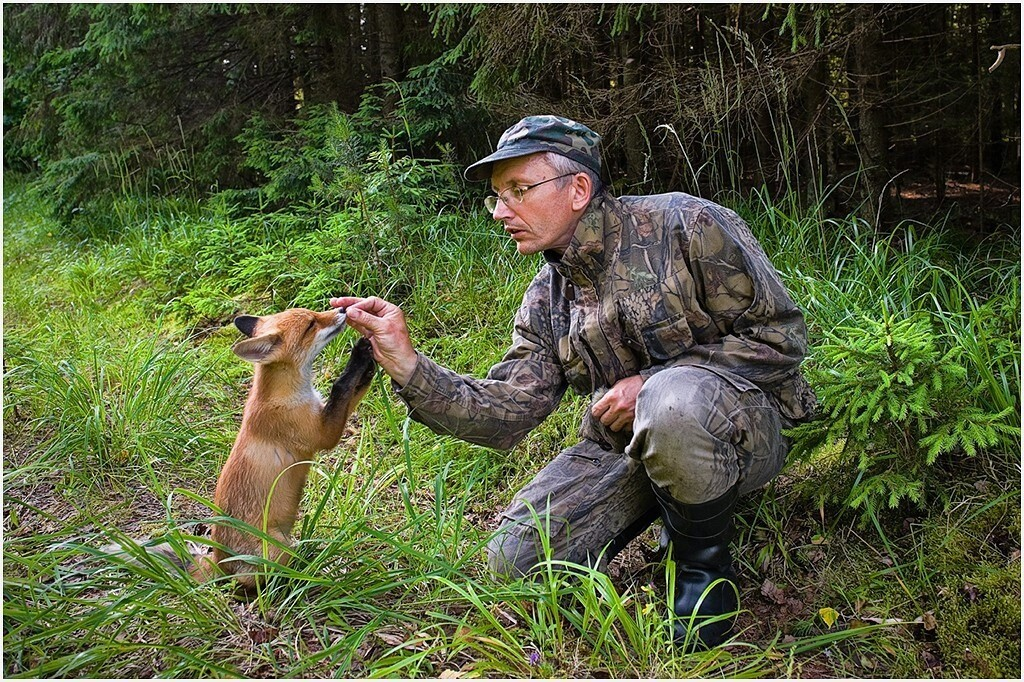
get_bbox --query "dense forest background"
[3,3,1021,231]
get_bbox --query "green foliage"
[352,58,489,160]
[935,568,1021,677]
[4,5,205,234]
[747,199,1020,517]
[788,309,1018,517]
[107,101,485,330]
[3,312,232,485]
[37,151,106,229]
[5,3,1021,232]
[233,100,467,213]
[765,4,832,51]
[234,103,363,209]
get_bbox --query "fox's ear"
[234,315,260,337]
[232,333,282,363]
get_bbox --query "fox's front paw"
[351,336,373,358]
[344,337,377,385]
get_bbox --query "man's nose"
[492,198,515,221]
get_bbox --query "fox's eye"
[304,319,316,335]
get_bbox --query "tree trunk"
[618,19,646,187]
[362,5,380,85]
[311,4,361,111]
[800,51,832,214]
[378,4,401,82]
[930,6,948,204]
[853,4,891,228]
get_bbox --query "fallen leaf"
[922,649,942,670]
[439,671,463,679]
[962,583,980,603]
[355,639,376,660]
[375,631,407,647]
[921,611,937,631]
[494,606,519,626]
[247,626,278,644]
[761,579,787,605]
[818,607,840,628]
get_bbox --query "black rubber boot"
[654,484,740,649]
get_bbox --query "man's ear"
[232,333,282,363]
[571,172,594,211]
[234,315,260,337]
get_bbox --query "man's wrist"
[388,352,420,389]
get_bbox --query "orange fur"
[196,308,376,590]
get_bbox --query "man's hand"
[330,296,418,387]
[591,374,644,432]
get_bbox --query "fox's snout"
[230,308,349,365]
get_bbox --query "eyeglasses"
[484,173,578,212]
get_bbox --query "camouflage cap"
[464,115,602,182]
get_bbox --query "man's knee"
[633,366,774,503]
[636,366,726,441]
[485,519,546,577]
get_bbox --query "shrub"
[787,308,1018,519]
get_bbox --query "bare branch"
[988,44,1020,73]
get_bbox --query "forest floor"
[895,176,1020,232]
[7,440,1010,679]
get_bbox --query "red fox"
[201,307,376,589]
[108,307,376,590]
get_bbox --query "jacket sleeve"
[394,271,568,450]
[639,205,808,390]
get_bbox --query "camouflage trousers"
[486,365,791,576]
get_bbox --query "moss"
[924,492,1021,678]
[934,568,1021,678]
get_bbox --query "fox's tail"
[98,538,220,582]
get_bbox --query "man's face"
[489,154,585,256]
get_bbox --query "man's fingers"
[604,411,633,432]
[330,296,363,309]
[331,296,392,316]
[345,307,385,333]
[349,296,392,315]
[593,393,635,430]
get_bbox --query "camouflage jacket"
[396,192,817,452]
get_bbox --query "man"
[332,115,816,648]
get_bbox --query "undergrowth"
[3,143,1019,679]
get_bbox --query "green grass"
[3,178,1019,678]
